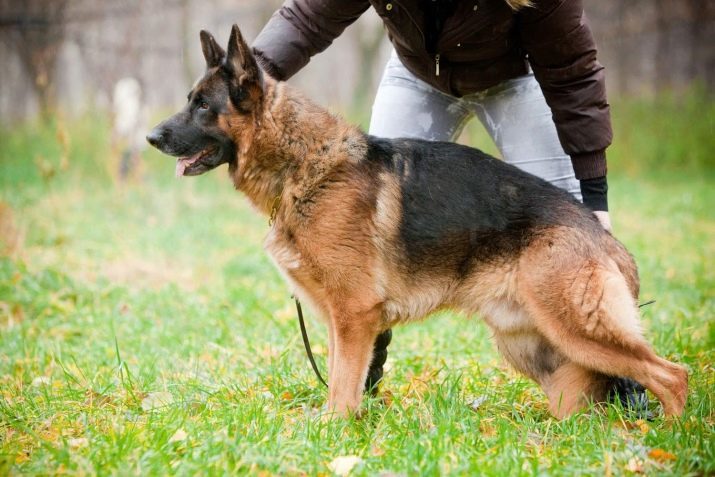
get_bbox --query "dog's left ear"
[225,24,260,85]
[200,30,225,69]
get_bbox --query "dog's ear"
[225,24,260,84]
[200,30,225,69]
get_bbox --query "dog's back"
[366,136,607,270]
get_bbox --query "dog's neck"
[231,79,366,217]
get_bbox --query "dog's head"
[146,25,263,177]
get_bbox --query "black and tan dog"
[147,25,688,419]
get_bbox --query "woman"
[252,0,635,401]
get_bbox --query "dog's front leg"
[327,306,381,416]
[327,317,336,384]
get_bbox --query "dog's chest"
[264,227,304,290]
[264,227,301,270]
[263,226,324,311]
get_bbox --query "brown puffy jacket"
[253,0,611,179]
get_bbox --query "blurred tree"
[0,0,712,123]
[353,16,386,112]
[0,0,68,118]
[180,0,195,86]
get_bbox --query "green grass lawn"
[0,99,713,475]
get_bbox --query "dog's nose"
[146,128,164,147]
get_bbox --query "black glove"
[580,176,609,212]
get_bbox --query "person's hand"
[594,210,612,232]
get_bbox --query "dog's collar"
[268,195,281,226]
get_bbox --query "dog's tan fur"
[155,26,688,418]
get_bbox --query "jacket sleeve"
[518,0,612,179]
[252,0,371,81]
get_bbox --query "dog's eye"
[199,101,209,110]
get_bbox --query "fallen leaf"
[85,389,112,407]
[32,376,51,387]
[479,420,497,438]
[625,457,644,473]
[648,448,676,462]
[328,455,362,476]
[635,419,650,434]
[169,428,187,443]
[68,437,88,449]
[467,395,488,411]
[370,444,385,457]
[141,391,173,411]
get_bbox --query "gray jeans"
[368,51,581,199]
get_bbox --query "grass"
[0,93,714,475]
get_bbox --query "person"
[252,0,617,394]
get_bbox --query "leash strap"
[295,297,328,388]
[639,299,656,308]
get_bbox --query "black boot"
[364,329,392,395]
[607,376,652,419]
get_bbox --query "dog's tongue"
[175,153,201,177]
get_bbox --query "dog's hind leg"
[540,361,616,418]
[518,253,688,417]
[493,331,614,418]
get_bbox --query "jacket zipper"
[435,53,440,76]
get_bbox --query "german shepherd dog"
[147,25,688,419]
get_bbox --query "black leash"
[639,299,656,308]
[295,297,328,388]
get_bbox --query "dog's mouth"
[175,147,222,177]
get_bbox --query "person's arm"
[518,0,611,214]
[252,0,371,81]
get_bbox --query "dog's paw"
[318,404,365,422]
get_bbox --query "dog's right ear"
[225,24,261,85]
[200,30,225,69]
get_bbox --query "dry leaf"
[467,395,488,411]
[648,448,676,462]
[328,455,362,476]
[85,389,112,407]
[169,428,188,443]
[635,419,650,434]
[479,419,497,438]
[32,376,51,387]
[141,391,173,411]
[625,457,645,473]
[68,437,88,449]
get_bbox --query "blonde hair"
[505,0,532,10]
